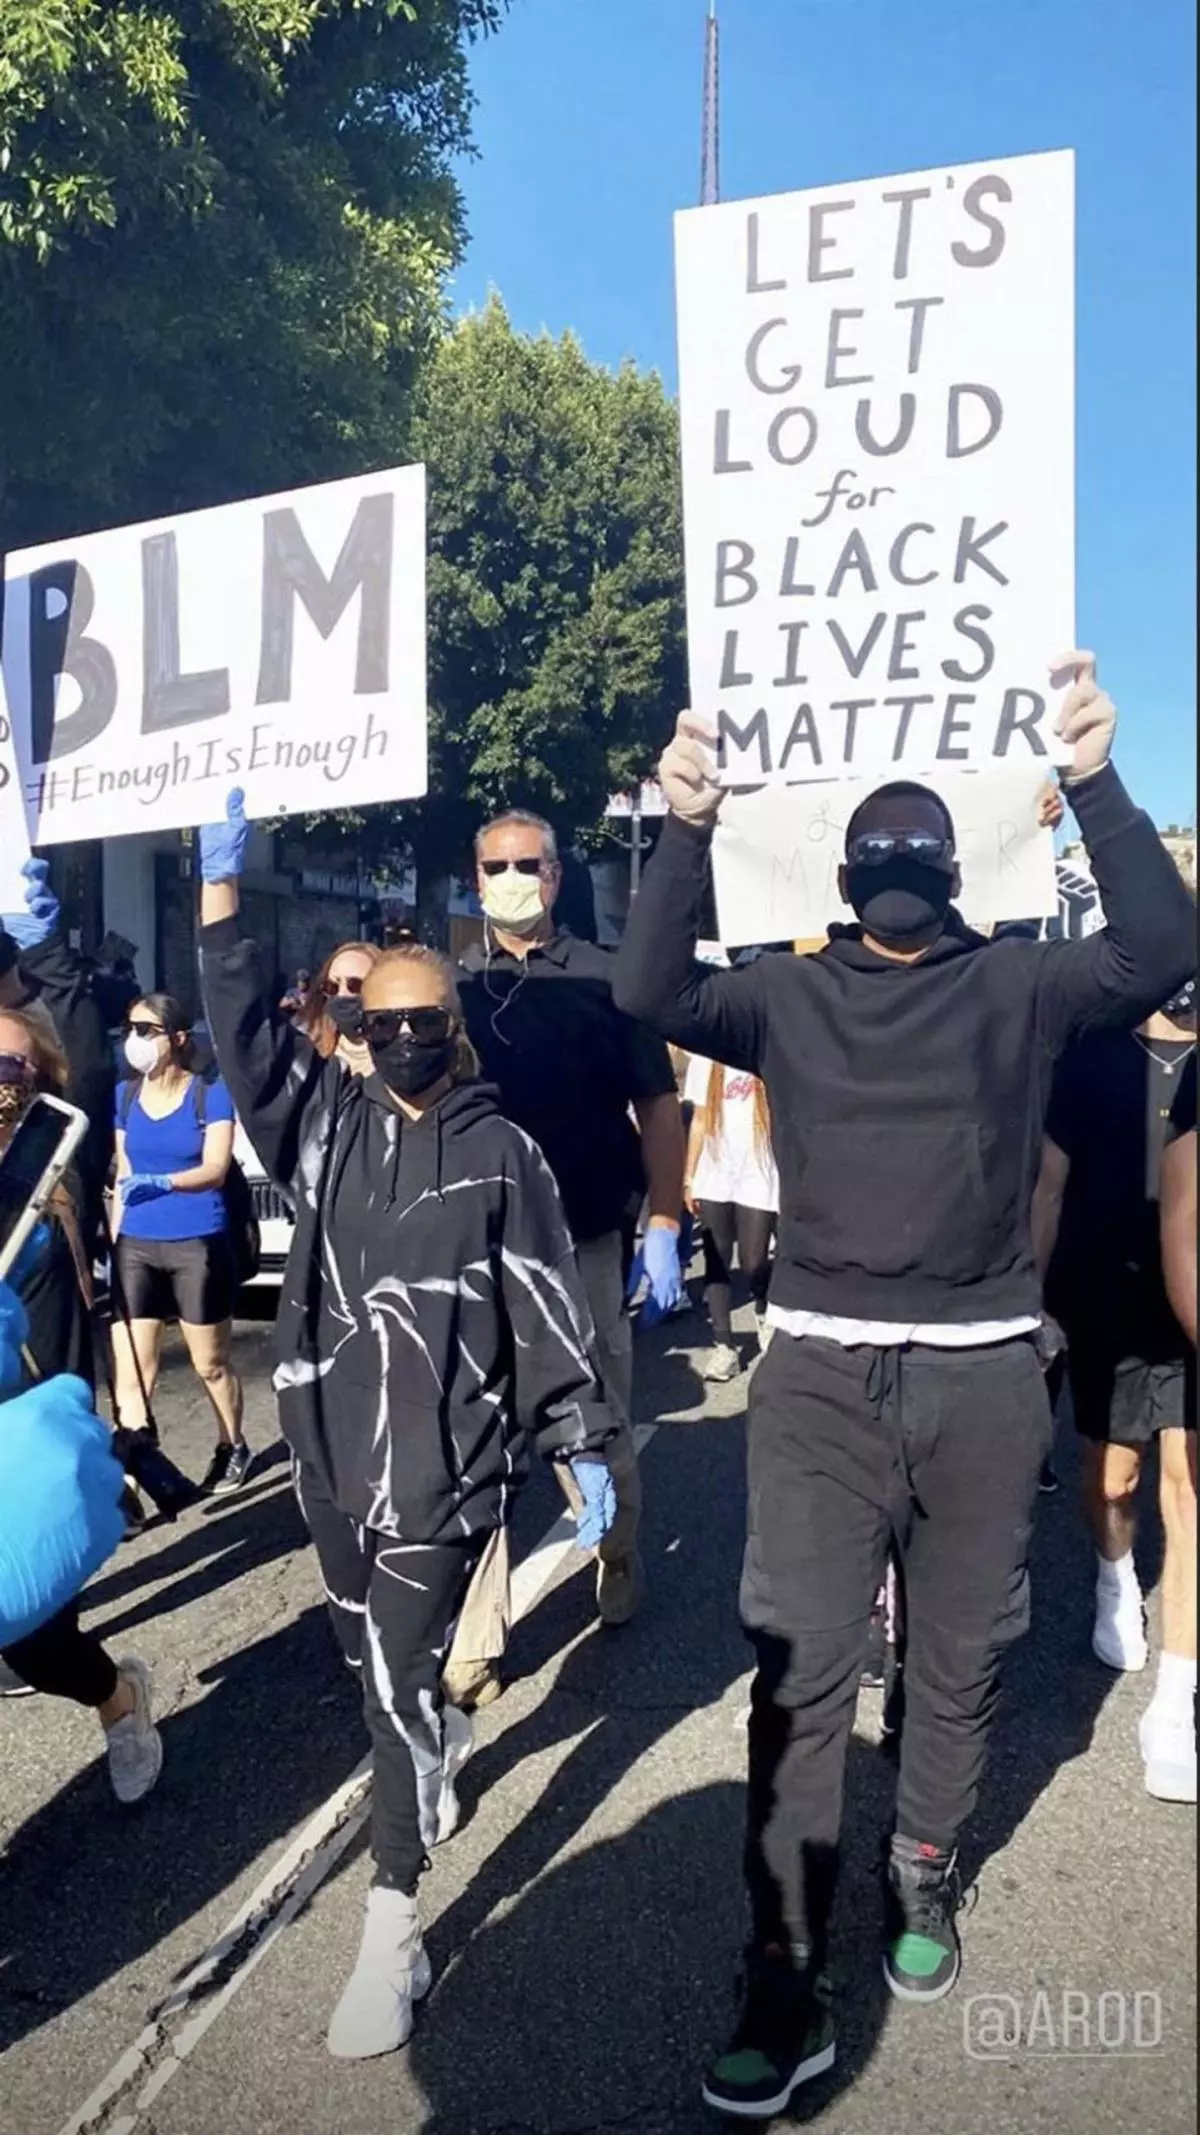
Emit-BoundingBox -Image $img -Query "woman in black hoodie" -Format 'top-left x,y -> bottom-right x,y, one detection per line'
197,795 -> 616,2062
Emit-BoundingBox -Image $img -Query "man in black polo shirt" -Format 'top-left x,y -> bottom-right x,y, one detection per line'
444,809 -> 685,1702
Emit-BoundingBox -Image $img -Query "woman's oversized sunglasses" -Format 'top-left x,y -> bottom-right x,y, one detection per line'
360,1006 -> 454,1048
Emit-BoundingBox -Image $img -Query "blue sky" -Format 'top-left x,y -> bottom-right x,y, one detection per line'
454,0 -> 1196,829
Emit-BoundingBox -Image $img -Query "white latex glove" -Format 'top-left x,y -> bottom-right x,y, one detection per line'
1051,651 -> 1116,783
659,710 -> 724,826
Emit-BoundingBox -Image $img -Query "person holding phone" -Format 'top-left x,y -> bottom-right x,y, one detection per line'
297,943 -> 381,1073
113,995 -> 250,1496
197,790 -> 617,2061
0,1024 -> 163,1801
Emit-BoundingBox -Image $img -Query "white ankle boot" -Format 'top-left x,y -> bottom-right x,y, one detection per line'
327,1886 -> 432,2059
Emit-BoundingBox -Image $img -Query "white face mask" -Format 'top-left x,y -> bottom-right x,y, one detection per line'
480,868 -> 547,935
125,1033 -> 165,1076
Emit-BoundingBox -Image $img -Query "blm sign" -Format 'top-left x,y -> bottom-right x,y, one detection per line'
674,150 -> 1075,783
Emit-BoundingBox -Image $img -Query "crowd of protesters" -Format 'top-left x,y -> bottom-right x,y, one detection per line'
0,650 -> 1194,2117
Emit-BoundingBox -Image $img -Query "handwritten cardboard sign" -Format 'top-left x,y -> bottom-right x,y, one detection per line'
674,150 -> 1075,784
1,463 -> 427,845
710,763 -> 1058,943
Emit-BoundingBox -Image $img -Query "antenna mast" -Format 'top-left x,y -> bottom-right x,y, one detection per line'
700,1 -> 720,206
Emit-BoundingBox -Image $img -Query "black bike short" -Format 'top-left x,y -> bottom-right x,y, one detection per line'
1068,1350 -> 1196,1446
115,1233 -> 235,1328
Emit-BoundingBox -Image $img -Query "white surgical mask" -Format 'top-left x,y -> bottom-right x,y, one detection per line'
481,870 -> 547,935
125,1033 -> 164,1075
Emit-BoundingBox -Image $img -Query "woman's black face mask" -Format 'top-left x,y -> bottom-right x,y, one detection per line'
370,1035 -> 456,1097
326,994 -> 365,1039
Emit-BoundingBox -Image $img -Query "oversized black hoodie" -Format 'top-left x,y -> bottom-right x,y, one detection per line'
200,918 -> 614,1541
613,765 -> 1195,1327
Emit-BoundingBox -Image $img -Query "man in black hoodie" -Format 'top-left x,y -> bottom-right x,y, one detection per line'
613,652 -> 1194,2120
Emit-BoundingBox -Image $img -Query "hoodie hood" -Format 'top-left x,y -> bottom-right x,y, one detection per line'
358,1073 -> 505,1208
822,908 -> 987,972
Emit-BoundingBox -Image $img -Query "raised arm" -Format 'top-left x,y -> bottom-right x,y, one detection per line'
1035,655 -> 1195,1049
196,791 -> 337,1190
612,712 -> 766,1071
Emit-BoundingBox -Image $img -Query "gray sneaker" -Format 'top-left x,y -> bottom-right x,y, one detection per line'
212,1442 -> 254,1495
104,1658 -> 164,1805
702,1341 -> 741,1383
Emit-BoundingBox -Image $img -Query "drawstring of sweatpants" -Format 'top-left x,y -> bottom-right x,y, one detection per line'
865,1345 -> 913,1493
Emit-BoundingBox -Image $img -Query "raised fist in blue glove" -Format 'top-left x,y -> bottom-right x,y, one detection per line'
570,1458 -> 617,1550
2,857 -> 60,952
198,787 -> 248,884
121,1173 -> 175,1209
0,1274 -> 125,1644
626,1222 -> 683,1327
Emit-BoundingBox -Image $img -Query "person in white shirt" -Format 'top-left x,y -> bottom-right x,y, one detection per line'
683,1054 -> 778,1380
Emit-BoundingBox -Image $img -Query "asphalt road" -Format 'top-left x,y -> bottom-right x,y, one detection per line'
1,1292 -> 1195,2135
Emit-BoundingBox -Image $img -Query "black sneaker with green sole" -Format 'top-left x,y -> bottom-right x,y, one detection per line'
702,1947 -> 836,2119
883,1836 -> 962,2003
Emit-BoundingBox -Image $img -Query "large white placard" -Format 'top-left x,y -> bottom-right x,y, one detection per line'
675,150 -> 1075,784
0,693 -> 33,913
711,764 -> 1058,944
1,463 -> 427,844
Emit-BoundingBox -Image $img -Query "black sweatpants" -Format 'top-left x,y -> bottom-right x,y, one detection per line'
294,1463 -> 481,1893
2,1601 -> 118,1708
742,1332 -> 1050,1957
697,1201 -> 775,1341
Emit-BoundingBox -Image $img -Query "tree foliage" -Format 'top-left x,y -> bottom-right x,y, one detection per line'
388,297 -> 685,880
0,0 -> 506,549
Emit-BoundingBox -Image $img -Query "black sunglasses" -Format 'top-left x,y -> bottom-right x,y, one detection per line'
322,974 -> 365,999
124,1018 -> 167,1039
845,830 -> 955,872
361,1006 -> 454,1048
479,857 -> 544,878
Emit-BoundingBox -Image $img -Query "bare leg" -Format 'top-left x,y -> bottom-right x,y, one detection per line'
178,1319 -> 245,1446
111,1316 -> 163,1433
1158,1429 -> 1197,1661
1080,1438 -> 1142,1561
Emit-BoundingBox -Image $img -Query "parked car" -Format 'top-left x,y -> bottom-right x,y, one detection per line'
234,1124 -> 295,1291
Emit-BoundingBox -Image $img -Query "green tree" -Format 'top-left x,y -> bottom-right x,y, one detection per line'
391,296 -> 686,887
0,0 -> 506,549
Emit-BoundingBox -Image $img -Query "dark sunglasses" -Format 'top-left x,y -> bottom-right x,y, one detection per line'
124,1018 -> 167,1039
361,1006 -> 454,1048
321,974 -> 366,999
845,830 -> 955,872
480,857 -> 544,878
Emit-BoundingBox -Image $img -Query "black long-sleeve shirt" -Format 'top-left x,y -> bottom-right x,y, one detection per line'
613,765 -> 1195,1326
199,916 -> 614,1539
13,928 -> 114,1255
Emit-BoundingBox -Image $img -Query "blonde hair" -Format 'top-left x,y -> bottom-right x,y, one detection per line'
698,1061 -> 771,1164
366,945 -> 480,1085
300,941 -> 381,1059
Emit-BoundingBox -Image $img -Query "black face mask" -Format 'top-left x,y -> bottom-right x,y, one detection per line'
370,1035 -> 456,1098
845,858 -> 954,947
326,995 -> 365,1039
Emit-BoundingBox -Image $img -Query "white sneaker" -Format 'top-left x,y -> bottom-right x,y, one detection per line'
755,1311 -> 774,1355
104,1658 -> 164,1804
327,1888 -> 432,2059
434,1703 -> 475,1845
1139,1704 -> 1198,1803
702,1341 -> 741,1383
1092,1579 -> 1148,1672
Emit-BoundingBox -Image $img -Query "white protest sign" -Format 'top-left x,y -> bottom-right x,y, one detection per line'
710,763 -> 1057,944
1,463 -> 427,844
674,150 -> 1075,784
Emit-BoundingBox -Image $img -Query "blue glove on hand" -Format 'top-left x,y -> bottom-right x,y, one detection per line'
626,1224 -> 683,1327
0,1279 -> 29,1397
570,1459 -> 617,1550
0,1369 -> 126,1644
121,1173 -> 175,1208
198,787 -> 248,884
1,858 -> 60,951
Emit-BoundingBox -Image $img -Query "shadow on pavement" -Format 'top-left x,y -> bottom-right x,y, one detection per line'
0,1603 -> 362,2056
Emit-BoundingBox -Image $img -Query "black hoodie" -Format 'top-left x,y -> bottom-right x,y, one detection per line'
613,765 -> 1195,1327
200,919 -> 614,1541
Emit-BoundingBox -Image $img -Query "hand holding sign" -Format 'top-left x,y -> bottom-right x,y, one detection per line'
1053,651 -> 1116,783
659,711 -> 724,827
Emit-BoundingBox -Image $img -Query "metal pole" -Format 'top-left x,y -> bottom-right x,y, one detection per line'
630,797 -> 643,896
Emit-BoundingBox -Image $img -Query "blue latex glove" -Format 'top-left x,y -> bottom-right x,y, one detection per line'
121,1173 -> 175,1208
0,1368 -> 126,1645
626,1224 -> 683,1327
570,1459 -> 617,1550
0,1279 -> 29,1397
198,787 -> 249,884
2,857 -> 60,951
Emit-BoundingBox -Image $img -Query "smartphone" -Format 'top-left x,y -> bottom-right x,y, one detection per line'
0,1092 -> 89,1284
